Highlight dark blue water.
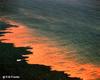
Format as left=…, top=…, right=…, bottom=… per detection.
left=0, top=0, right=100, bottom=65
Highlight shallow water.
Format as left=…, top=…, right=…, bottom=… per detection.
left=0, top=0, right=100, bottom=80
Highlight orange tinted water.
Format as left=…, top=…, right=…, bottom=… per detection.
left=0, top=19, right=100, bottom=80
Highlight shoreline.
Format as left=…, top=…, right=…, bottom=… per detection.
left=0, top=19, right=81, bottom=80
left=0, top=18, right=100, bottom=80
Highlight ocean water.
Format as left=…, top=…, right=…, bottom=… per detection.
left=0, top=0, right=100, bottom=79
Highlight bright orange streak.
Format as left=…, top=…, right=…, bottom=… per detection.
left=0, top=19, right=100, bottom=80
